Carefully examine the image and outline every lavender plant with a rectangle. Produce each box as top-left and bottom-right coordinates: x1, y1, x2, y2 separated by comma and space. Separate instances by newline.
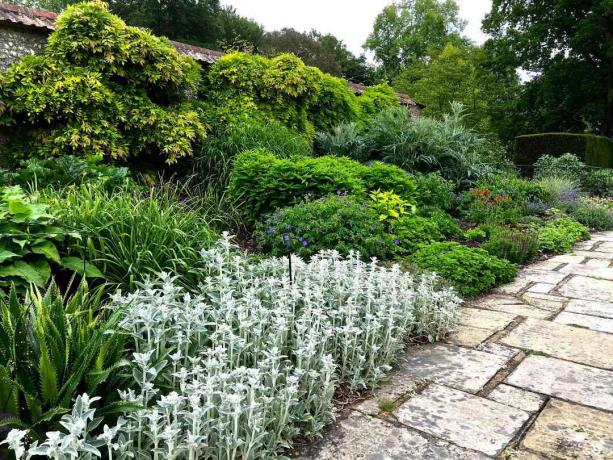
7, 234, 460, 459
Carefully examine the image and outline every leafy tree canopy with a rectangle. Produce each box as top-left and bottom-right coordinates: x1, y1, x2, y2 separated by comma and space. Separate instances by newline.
364, 0, 467, 79
483, 0, 612, 136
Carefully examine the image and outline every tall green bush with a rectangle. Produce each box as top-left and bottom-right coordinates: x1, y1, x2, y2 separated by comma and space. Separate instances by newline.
0, 1, 204, 164
228, 149, 416, 223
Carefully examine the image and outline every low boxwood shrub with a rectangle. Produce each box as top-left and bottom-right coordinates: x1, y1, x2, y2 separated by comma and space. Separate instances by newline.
255, 194, 394, 259
229, 149, 415, 223
390, 216, 443, 255
410, 242, 518, 297
7, 236, 461, 459
536, 217, 590, 253
482, 227, 539, 264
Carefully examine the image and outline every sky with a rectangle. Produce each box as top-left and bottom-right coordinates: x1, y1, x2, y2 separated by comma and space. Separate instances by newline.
221, 0, 492, 58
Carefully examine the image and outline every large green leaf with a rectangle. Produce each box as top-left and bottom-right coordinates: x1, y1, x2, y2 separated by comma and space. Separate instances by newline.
0, 248, 18, 263
31, 241, 61, 264
0, 260, 51, 287
61, 257, 105, 278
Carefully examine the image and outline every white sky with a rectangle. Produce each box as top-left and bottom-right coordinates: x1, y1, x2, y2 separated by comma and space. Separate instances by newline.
221, 0, 492, 58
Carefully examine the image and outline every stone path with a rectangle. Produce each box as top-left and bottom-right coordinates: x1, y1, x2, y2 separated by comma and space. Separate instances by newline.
297, 232, 613, 459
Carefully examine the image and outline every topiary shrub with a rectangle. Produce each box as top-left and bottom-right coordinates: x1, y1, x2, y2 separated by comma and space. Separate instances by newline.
410, 242, 517, 297
390, 216, 443, 255
255, 194, 393, 259
515, 133, 613, 169
536, 217, 590, 253
482, 227, 539, 264
0, 1, 204, 164
228, 149, 415, 223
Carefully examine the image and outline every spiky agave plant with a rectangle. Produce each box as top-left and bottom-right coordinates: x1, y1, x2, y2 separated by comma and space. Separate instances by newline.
0, 281, 129, 441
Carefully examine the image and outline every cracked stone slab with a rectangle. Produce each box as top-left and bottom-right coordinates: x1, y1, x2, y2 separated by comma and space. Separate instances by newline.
447, 324, 495, 347
480, 301, 552, 319
501, 317, 613, 369
399, 343, 508, 393
546, 254, 587, 264
526, 283, 556, 294
517, 269, 568, 285
520, 292, 567, 311
558, 264, 613, 280
476, 342, 520, 360
554, 311, 613, 334
458, 307, 516, 331
487, 384, 546, 412
557, 275, 613, 303
565, 299, 613, 319
573, 250, 613, 260
395, 384, 530, 456
298, 413, 488, 460
585, 258, 611, 268
522, 399, 613, 459
505, 355, 613, 411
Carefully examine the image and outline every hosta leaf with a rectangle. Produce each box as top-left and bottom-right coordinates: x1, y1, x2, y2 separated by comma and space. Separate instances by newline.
0, 260, 51, 287
61, 257, 105, 278
32, 241, 61, 264
0, 249, 18, 263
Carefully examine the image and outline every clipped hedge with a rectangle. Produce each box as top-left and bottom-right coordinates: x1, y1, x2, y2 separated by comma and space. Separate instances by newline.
515, 133, 613, 169
229, 149, 416, 223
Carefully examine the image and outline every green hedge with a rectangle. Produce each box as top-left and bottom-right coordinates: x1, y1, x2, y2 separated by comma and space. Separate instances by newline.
515, 133, 613, 169
228, 149, 416, 223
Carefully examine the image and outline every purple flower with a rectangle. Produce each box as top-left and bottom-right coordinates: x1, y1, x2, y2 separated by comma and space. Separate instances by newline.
299, 238, 308, 247
265, 227, 277, 233
283, 233, 290, 244
393, 239, 401, 245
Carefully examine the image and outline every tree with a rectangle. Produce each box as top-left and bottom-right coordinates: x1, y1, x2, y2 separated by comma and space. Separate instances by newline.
393, 43, 520, 137
364, 0, 467, 79
483, 0, 612, 136
260, 29, 377, 84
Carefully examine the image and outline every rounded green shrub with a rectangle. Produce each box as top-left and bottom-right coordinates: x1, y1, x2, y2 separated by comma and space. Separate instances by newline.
571, 204, 613, 231
255, 194, 393, 259
390, 216, 443, 255
229, 149, 415, 223
425, 210, 464, 239
536, 217, 590, 253
411, 172, 456, 210
410, 242, 517, 297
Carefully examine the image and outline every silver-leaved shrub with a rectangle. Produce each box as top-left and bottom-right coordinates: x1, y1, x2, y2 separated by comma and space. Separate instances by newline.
6, 234, 460, 459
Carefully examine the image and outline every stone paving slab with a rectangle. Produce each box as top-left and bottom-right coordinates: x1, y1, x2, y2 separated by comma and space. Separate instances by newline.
299, 413, 488, 460
573, 250, 613, 260
395, 384, 530, 456
557, 275, 613, 302
597, 241, 613, 251
480, 301, 552, 319
565, 298, 613, 319
526, 282, 556, 294
446, 325, 494, 347
522, 399, 613, 459
520, 292, 568, 311
458, 307, 516, 330
399, 343, 508, 393
585, 258, 612, 268
487, 384, 546, 412
501, 317, 613, 369
547, 254, 588, 264
505, 355, 613, 411
554, 311, 613, 334
559, 264, 613, 280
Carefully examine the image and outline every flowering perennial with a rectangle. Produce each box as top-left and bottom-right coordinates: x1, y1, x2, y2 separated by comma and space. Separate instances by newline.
6, 234, 460, 459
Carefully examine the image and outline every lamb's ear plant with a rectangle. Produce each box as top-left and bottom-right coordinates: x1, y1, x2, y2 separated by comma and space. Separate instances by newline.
8, 234, 461, 459
0, 281, 129, 441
